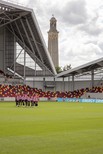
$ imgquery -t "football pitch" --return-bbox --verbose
[0,102,103,154]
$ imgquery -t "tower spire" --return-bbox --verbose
[48,16,59,67]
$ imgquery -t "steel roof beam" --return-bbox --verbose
[25,17,43,63]
[20,18,35,53]
[7,26,54,76]
[0,11,29,28]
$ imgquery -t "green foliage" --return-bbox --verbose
[0,102,103,154]
[55,66,62,73]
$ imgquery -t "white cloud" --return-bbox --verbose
[7,0,103,68]
[59,0,88,25]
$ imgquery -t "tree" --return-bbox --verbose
[55,66,63,73]
[63,64,71,71]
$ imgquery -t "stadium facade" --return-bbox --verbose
[0,0,103,93]
[0,0,56,83]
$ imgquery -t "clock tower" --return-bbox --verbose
[48,16,59,67]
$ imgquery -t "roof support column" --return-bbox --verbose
[91,70,94,88]
[33,57,37,88]
[68,77,70,91]
[35,57,37,76]
[54,77,56,92]
[13,37,16,77]
[4,27,5,72]
[43,77,46,92]
[23,48,26,84]
[72,75,74,91]
[63,77,65,92]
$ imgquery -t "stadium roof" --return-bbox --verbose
[0,0,56,77]
[57,57,103,78]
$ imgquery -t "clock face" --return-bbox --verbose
[51,21,56,27]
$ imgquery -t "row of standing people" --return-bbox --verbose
[15,94,39,107]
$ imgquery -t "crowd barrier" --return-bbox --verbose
[0,97,103,103]
[57,98,103,103]
[0,97,57,102]
[0,97,15,101]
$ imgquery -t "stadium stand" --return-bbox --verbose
[0,84,103,100]
[0,1,103,100]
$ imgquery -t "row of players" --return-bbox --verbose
[15,94,39,107]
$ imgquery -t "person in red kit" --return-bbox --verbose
[35,94,39,106]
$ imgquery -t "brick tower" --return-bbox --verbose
[48,16,59,67]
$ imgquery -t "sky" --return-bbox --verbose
[5,0,103,68]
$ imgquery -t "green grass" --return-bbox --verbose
[0,102,103,154]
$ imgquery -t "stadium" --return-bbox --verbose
[0,0,103,154]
